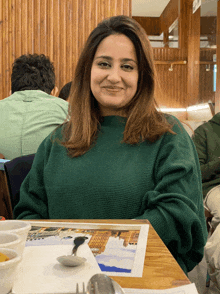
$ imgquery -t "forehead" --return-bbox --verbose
[94,34,137,60]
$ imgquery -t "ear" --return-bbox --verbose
[50,86,59,97]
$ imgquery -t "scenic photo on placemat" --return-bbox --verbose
[25,221,149,277]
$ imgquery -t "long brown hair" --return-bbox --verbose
[61,15,175,157]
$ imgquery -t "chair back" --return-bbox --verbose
[4,154,35,210]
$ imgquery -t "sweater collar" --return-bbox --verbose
[100,116,127,127]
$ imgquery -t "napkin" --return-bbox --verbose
[12,243,101,293]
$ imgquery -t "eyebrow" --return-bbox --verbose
[95,55,137,64]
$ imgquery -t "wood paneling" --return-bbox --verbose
[179,0,188,50]
[153,48,187,108]
[160,0,178,34]
[0,0,131,100]
[201,16,216,36]
[133,0,179,38]
[132,17,161,36]
[187,4,200,106]
[177,0,201,107]
[153,48,215,108]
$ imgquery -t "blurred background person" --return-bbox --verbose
[0,53,68,160]
[58,81,72,101]
[193,113,220,229]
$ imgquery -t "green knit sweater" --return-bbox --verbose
[14,115,207,273]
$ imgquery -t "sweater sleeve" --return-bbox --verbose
[13,135,52,220]
[192,127,220,181]
[136,118,208,273]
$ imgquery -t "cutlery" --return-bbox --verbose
[57,236,88,267]
[76,282,86,294]
[87,273,125,294]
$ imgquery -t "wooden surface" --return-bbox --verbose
[132,16,161,36]
[39,219,190,290]
[160,0,178,34]
[0,171,13,219]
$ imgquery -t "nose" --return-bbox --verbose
[107,67,121,83]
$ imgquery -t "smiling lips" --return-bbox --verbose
[102,86,123,92]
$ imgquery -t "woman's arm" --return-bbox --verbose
[136,117,208,273]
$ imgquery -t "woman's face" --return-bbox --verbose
[90,34,138,116]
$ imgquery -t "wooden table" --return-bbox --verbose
[0,170,13,219]
[40,219,190,290]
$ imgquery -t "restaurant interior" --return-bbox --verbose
[0,0,219,293]
[0,0,219,126]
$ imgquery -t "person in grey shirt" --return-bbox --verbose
[0,54,68,160]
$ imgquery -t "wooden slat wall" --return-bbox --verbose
[154,48,187,108]
[153,48,215,108]
[0,0,131,100]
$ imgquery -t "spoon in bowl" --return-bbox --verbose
[57,236,88,267]
[87,273,125,294]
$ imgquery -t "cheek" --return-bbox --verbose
[91,70,103,86]
[127,75,138,91]
[90,72,102,98]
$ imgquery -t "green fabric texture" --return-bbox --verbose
[192,113,220,198]
[0,90,68,160]
[14,115,208,273]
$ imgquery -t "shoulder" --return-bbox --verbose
[38,92,68,107]
[50,123,65,141]
[34,123,65,161]
[31,92,69,116]
[0,93,17,103]
[47,95,69,114]
[194,121,210,136]
[163,113,186,134]
[157,114,196,153]
[154,115,201,175]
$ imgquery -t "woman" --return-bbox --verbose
[14,15,207,273]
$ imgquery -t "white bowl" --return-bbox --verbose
[0,248,22,294]
[0,232,23,256]
[0,221,31,253]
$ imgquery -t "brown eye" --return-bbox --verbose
[122,64,134,71]
[98,62,111,68]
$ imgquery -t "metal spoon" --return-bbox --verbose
[87,273,125,294]
[57,236,88,267]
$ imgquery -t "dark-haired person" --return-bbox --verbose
[14,16,207,274]
[0,54,68,159]
[58,81,72,101]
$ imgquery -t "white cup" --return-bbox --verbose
[0,248,22,294]
[0,221,31,254]
[0,232,23,256]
